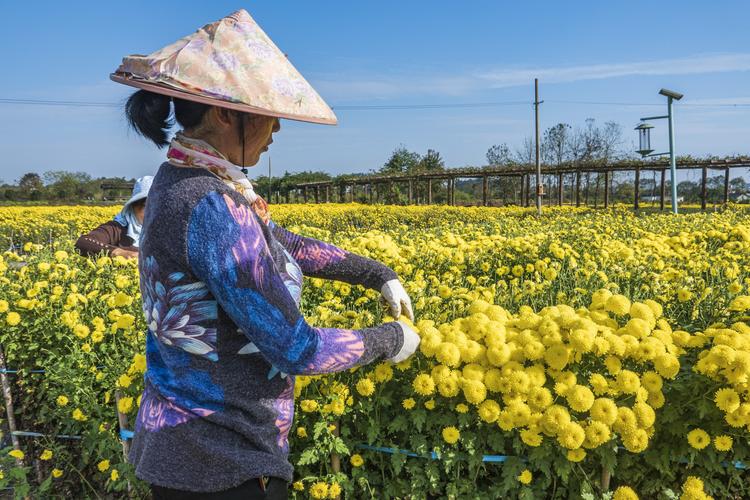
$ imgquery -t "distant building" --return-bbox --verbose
[641,195,684,203]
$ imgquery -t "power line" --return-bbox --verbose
[546,99,750,108]
[0,97,748,110]
[332,101,530,110]
[0,98,119,108]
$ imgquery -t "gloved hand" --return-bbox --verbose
[380,279,414,322]
[390,320,421,363]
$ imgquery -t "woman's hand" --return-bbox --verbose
[389,320,420,363]
[111,247,139,259]
[380,279,414,322]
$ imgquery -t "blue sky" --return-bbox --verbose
[1,1,749,184]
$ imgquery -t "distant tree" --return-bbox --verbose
[677,180,700,202]
[599,121,623,161]
[706,175,726,203]
[417,149,445,172]
[18,172,43,192]
[543,123,571,167]
[43,171,93,200]
[486,143,515,167]
[381,146,421,175]
[515,137,536,166]
[730,177,748,196]
[575,119,623,206]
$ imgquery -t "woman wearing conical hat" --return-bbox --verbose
[112,9,420,498]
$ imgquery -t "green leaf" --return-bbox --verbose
[412,409,427,432]
[387,414,408,433]
[297,447,320,466]
[390,451,406,476]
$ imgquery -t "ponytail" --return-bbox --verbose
[125,90,173,148]
[125,90,212,148]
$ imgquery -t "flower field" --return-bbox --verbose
[0,204,749,499]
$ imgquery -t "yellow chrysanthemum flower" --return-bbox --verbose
[566,385,595,412]
[713,435,733,451]
[442,426,460,444]
[350,454,364,467]
[355,378,375,397]
[566,448,586,462]
[687,429,710,450]
[557,421,586,450]
[714,388,741,413]
[413,374,436,396]
[517,469,532,485]
[328,483,342,498]
[309,482,329,499]
[613,485,639,500]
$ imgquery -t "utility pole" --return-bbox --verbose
[268,156,272,201]
[534,78,543,215]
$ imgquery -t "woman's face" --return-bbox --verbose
[188,108,281,168]
[132,200,147,224]
[240,114,280,167]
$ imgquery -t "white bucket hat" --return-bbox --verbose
[123,176,153,210]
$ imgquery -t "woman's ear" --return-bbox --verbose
[212,107,236,129]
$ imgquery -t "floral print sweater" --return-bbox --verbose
[129,162,404,491]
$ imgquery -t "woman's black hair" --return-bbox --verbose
[125,90,212,148]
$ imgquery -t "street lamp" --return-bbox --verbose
[634,122,654,157]
[635,88,683,214]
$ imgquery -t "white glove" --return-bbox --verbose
[380,279,414,322]
[390,320,420,363]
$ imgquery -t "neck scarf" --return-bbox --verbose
[166,131,271,224]
[113,208,142,247]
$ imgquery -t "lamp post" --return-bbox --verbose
[635,88,683,214]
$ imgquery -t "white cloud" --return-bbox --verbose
[315,53,750,100]
[478,53,750,88]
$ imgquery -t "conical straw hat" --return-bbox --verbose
[111,9,337,125]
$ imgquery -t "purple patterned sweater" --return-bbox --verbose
[129,162,404,491]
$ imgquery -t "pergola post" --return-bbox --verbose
[427,180,433,204]
[314,186,320,204]
[303,186,308,203]
[526,174,532,207]
[723,167,730,205]
[324,184,330,203]
[558,173,563,206]
[660,169,666,211]
[575,171,581,207]
[701,165,707,210]
[634,167,640,211]
[519,175,525,206]
[603,171,610,208]
[482,175,489,206]
[408,178,414,205]
[448,178,455,206]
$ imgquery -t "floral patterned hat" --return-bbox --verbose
[111,9,337,125]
